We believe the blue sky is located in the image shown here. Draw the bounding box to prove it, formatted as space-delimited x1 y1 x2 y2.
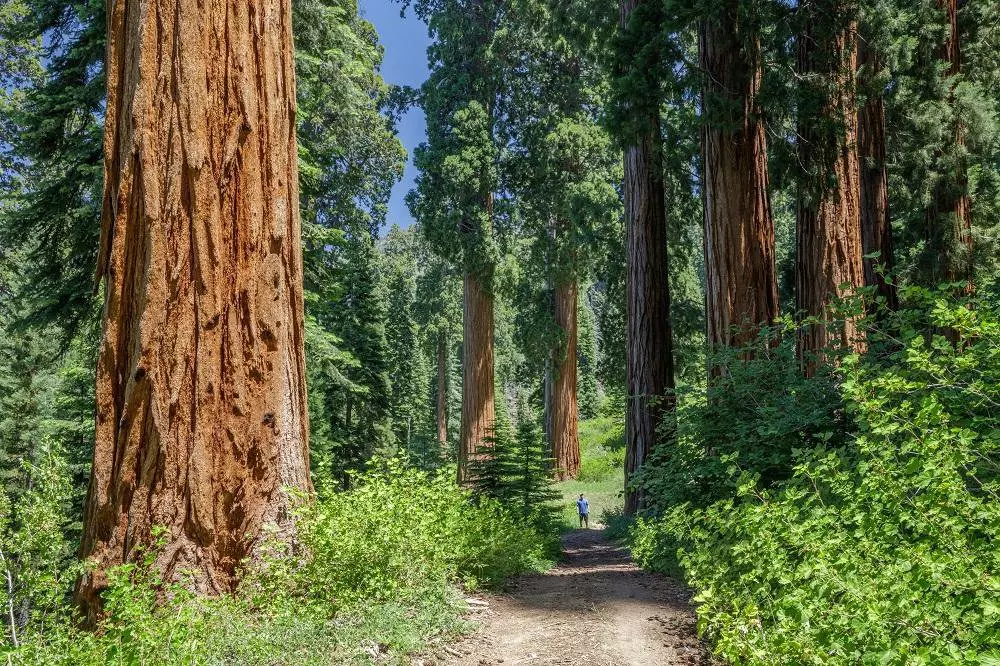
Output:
358 0 431 229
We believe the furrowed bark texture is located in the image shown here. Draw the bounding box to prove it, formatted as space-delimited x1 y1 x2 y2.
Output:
700 7 779 349
620 0 675 516
78 0 310 622
795 6 866 369
551 280 580 480
458 271 495 484
927 0 973 290
436 330 449 453
857 37 898 311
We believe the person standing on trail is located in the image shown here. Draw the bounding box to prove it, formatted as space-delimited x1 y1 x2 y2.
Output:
576 494 590 528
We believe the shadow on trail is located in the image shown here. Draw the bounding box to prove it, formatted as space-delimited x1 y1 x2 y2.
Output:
441 527 713 665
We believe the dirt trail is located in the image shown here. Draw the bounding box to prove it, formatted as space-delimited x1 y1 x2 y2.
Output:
436 529 712 666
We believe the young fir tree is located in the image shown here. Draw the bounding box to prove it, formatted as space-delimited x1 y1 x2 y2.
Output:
468 408 559 525
383 226 435 461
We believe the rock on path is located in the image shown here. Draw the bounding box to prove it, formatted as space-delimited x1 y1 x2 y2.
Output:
433 529 713 666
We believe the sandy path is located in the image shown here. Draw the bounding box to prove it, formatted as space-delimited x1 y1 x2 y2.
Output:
433 529 712 666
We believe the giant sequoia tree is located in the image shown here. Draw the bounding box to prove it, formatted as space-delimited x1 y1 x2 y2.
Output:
77 0 311 620
505 0 619 479
616 0 676 515
409 0 504 482
795 0 866 365
700 0 780 349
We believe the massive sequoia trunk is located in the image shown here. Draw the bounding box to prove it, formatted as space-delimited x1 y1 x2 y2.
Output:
620 0 675 517
458 271 495 484
436 329 449 453
551 280 580 480
700 5 780 349
857 36 898 311
78 0 310 622
927 0 973 290
795 2 866 368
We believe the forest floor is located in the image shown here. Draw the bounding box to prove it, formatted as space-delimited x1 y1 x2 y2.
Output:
425 528 714 666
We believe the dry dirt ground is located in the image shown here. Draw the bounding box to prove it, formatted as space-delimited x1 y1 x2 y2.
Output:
425 529 713 666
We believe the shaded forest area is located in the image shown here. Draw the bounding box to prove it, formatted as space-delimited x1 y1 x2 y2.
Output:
0 0 999 663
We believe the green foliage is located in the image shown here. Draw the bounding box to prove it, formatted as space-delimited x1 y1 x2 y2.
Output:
2 463 555 664
468 416 562 536
638 322 850 511
632 297 1000 664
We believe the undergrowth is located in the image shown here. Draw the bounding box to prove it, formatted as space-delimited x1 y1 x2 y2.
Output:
1 462 556 664
630 291 1000 664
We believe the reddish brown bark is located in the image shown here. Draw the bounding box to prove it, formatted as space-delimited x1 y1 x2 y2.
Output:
857 37 898 311
620 0 675 517
927 0 973 291
700 6 780 349
551 280 580 480
795 6 866 369
436 329 449 453
78 0 310 622
458 271 495 484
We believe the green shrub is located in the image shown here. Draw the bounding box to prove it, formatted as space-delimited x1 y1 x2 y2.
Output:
633 295 1000 664
2 461 555 664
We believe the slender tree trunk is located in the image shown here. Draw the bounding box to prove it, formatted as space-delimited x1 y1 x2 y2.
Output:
551 280 580 480
927 0 973 291
458 271 495 484
436 329 449 453
620 0 675 517
795 3 866 370
78 0 309 623
700 5 779 350
857 36 898 312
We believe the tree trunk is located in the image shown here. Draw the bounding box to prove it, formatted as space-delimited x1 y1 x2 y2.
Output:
620 0 675 517
857 36 898 312
79 0 310 623
551 280 580 480
927 0 973 291
700 5 779 350
795 3 866 370
458 271 495 484
436 329 449 453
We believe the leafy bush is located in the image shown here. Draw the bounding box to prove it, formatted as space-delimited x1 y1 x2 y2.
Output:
2 461 555 664
636 322 850 513
633 296 1000 664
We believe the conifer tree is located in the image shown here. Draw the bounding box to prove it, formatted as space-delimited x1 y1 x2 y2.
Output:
700 0 780 350
408 0 506 482
795 0 866 367
615 0 677 515
504 0 620 479
77 0 310 620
